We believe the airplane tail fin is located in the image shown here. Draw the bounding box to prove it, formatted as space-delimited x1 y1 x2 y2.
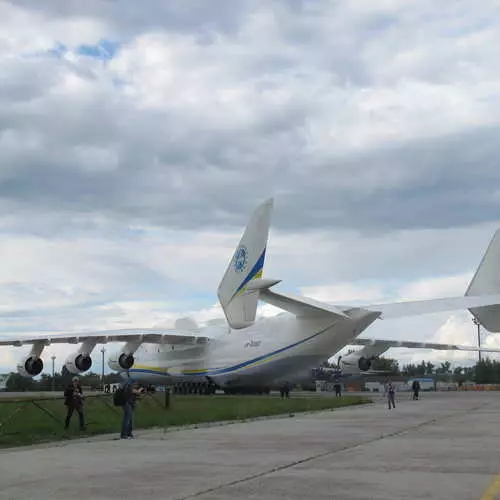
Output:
217 198 274 329
465 228 500 332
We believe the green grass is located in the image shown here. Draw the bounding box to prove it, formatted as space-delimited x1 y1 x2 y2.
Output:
0 392 370 448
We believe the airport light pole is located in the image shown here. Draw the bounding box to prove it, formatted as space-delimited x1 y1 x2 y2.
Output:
472 317 482 363
51 355 56 391
101 347 106 392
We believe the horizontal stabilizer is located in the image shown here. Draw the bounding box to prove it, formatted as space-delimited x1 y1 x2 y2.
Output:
350 338 500 353
260 289 350 319
245 278 282 291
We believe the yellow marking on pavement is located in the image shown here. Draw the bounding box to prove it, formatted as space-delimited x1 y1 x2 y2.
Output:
481 474 500 500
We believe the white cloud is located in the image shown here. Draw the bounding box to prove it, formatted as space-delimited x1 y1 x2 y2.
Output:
397 273 473 301
299 283 388 305
0 3 109 57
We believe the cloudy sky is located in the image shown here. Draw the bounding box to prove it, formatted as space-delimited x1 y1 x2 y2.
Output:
1 0 500 374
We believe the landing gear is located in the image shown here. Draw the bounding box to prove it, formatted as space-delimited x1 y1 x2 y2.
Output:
222 386 271 395
171 381 217 395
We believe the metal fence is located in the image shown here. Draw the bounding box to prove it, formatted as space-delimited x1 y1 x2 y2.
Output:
0 391 170 445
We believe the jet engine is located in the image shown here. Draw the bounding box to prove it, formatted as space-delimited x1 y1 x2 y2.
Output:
64 352 93 374
357 356 372 372
107 352 135 372
17 356 44 377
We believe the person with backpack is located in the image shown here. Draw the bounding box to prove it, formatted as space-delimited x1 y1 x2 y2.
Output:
114 376 144 439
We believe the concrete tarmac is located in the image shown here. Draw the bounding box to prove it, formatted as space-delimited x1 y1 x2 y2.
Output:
1 391 499 500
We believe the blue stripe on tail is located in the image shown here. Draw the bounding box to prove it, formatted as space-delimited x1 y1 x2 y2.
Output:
232 248 266 298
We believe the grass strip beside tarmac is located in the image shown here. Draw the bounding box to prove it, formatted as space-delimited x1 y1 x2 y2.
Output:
0 392 369 448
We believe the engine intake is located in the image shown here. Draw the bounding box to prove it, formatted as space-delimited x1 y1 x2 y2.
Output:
358 356 372 372
65 353 93 374
17 357 44 377
119 353 134 370
108 353 135 372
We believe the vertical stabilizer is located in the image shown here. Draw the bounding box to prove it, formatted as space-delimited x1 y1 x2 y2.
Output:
217 198 273 329
466 228 500 332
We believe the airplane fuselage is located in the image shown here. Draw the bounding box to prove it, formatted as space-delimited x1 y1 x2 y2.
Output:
125 308 380 389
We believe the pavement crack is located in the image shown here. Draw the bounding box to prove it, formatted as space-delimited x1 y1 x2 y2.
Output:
174 404 485 500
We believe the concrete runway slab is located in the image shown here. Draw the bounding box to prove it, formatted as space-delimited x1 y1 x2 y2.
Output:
1 391 499 500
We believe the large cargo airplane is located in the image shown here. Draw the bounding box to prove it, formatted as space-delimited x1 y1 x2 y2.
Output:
1 198 500 394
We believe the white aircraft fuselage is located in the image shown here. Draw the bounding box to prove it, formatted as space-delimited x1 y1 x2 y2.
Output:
125 309 380 389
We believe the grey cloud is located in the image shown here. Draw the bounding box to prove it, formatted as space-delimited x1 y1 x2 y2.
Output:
275 124 500 234
0 59 58 103
0 2 499 235
12 0 258 39
2 83 499 238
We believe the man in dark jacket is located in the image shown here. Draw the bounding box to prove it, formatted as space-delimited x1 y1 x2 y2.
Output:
412 380 420 400
334 381 342 397
120 377 144 439
64 376 86 431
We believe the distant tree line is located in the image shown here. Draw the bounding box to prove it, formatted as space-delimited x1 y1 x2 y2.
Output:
5 366 123 392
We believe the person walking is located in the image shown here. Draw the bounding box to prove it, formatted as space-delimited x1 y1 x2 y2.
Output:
64 376 86 431
386 380 396 410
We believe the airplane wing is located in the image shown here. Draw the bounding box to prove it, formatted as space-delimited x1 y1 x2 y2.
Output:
257 281 500 327
0 328 212 347
349 338 500 353
361 294 500 321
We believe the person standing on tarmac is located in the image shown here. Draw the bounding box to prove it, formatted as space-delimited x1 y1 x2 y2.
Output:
64 376 86 431
334 381 342 397
412 380 420 400
120 376 144 439
386 380 396 410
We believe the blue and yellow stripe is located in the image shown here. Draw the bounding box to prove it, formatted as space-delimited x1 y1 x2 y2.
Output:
232 248 266 299
130 322 333 378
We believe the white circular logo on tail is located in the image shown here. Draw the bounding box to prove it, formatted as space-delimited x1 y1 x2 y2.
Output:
234 245 248 273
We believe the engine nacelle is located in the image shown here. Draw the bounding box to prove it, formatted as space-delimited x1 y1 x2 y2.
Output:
358 356 372 372
108 353 135 372
65 353 93 374
17 356 44 377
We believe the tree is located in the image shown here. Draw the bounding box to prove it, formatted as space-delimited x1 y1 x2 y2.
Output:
416 361 426 376
6 373 36 391
402 363 418 376
475 359 500 384
425 362 435 375
372 356 400 374
436 361 451 374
